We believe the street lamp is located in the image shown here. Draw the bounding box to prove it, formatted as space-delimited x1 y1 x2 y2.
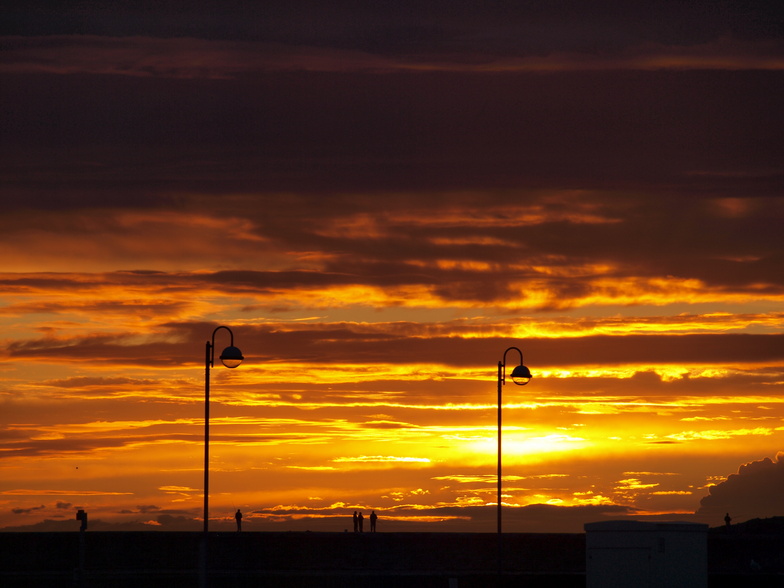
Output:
497 346 531 535
204 326 243 533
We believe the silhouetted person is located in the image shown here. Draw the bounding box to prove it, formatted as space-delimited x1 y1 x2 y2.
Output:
76 509 88 532
353 511 358 532
235 509 243 531
724 512 731 530
370 510 377 532
358 511 364 532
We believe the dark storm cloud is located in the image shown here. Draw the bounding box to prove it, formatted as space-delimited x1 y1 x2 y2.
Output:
4 1 782 51
3 8 782 292
4 198 783 306
2 3 781 203
11 505 45 515
0 429 305 459
244 329 784 369
3 69 782 197
0 300 188 317
540 368 784 400
0 434 184 458
7 321 783 371
44 376 165 389
697 453 784 521
221 194 774 298
1 6 782 339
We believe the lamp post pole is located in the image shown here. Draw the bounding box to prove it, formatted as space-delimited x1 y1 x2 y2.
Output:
497 346 532 534
496 346 531 575
204 339 212 535
497 358 503 535
204 326 244 534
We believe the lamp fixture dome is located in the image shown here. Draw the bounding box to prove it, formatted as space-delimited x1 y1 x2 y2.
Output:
219 346 244 369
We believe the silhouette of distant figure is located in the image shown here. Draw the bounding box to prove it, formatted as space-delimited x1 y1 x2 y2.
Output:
235 509 243 532
76 509 88 532
358 511 364 532
724 512 731 530
353 511 358 532
370 510 377 532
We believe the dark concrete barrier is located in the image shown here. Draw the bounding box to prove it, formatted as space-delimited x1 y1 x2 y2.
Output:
0 530 782 587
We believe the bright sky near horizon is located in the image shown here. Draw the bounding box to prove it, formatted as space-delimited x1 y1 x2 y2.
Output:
1 1 783 533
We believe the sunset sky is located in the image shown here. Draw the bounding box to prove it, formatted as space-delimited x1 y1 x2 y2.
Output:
1 2 783 533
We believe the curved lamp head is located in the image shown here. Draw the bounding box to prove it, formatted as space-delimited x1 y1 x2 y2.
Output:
219 346 244 369
510 364 532 386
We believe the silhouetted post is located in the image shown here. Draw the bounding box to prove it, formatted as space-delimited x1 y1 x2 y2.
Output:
497 358 503 575
496 346 532 573
204 339 211 534
201 340 210 588
202 326 244 588
497 359 502 537
203 325 244 533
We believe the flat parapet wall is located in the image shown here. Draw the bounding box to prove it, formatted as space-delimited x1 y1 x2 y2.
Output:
0 531 586 587
585 520 708 588
2 529 783 587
